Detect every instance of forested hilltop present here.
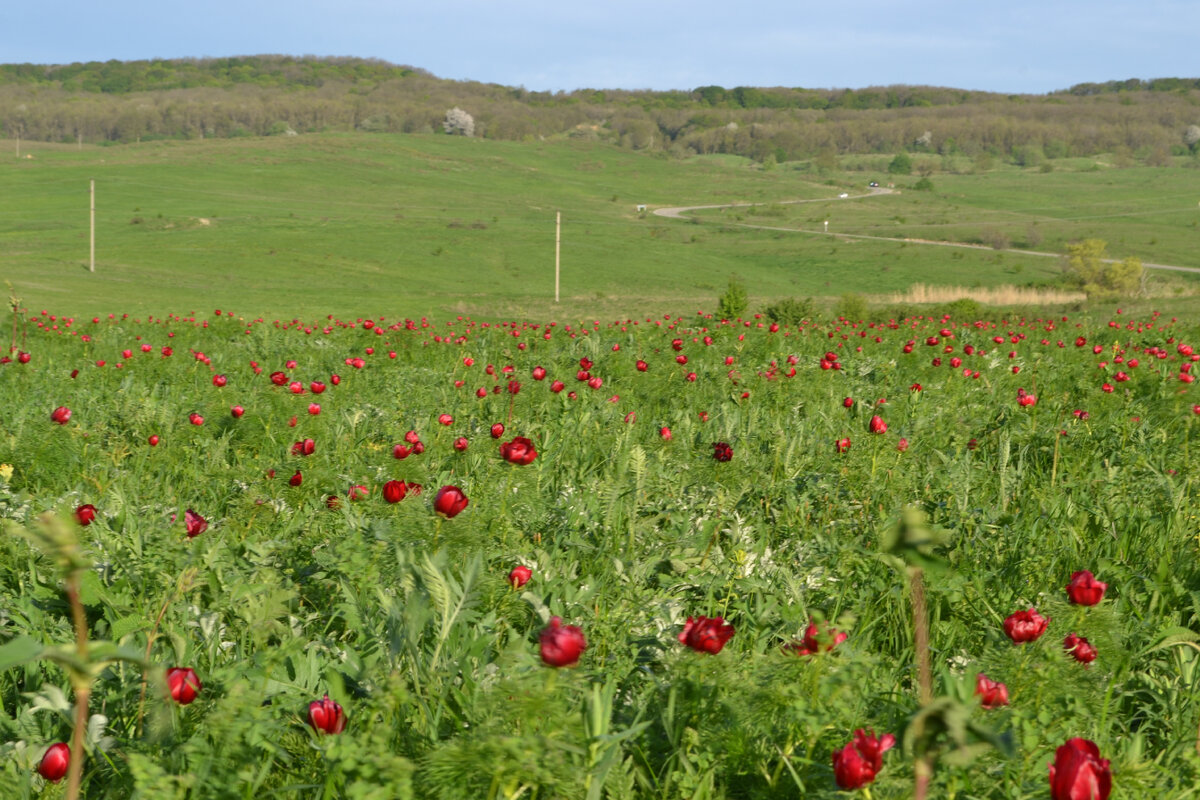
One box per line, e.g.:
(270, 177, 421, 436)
(3, 55, 1199, 163)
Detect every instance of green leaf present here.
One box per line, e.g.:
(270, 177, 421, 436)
(0, 636, 44, 672)
(1139, 626, 1200, 657)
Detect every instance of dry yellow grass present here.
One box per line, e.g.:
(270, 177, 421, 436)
(876, 283, 1088, 306)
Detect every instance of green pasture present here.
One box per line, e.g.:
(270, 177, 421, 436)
(1, 134, 1197, 319)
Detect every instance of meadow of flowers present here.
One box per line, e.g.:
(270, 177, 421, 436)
(0, 306, 1197, 799)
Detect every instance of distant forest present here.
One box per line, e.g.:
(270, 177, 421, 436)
(3, 56, 1199, 164)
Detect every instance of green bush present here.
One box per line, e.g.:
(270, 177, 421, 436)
(762, 296, 816, 326)
(834, 291, 868, 321)
(716, 276, 748, 319)
(887, 153, 912, 175)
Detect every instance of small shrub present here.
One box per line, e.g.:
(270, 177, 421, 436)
(834, 292, 868, 321)
(716, 276, 748, 320)
(763, 297, 816, 326)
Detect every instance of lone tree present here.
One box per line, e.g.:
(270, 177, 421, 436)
(1185, 124, 1200, 153)
(443, 107, 475, 137)
(888, 152, 913, 175)
(1063, 239, 1143, 298)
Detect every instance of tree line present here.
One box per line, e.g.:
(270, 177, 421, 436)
(2, 56, 1198, 164)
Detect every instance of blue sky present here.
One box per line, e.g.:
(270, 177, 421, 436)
(3, 0, 1196, 93)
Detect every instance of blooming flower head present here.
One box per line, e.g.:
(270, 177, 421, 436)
(831, 729, 895, 790)
(1065, 570, 1107, 606)
(974, 673, 1009, 709)
(1048, 738, 1111, 800)
(540, 616, 586, 667)
(1003, 608, 1048, 644)
(678, 616, 735, 654)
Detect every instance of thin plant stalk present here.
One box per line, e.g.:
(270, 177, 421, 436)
(64, 571, 90, 800)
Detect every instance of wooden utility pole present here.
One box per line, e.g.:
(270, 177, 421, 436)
(89, 180, 95, 273)
(554, 211, 561, 303)
(15, 130, 19, 159)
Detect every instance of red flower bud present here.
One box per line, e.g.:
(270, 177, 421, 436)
(308, 694, 346, 734)
(433, 485, 469, 518)
(1065, 570, 1107, 606)
(37, 743, 70, 783)
(678, 615, 735, 654)
(167, 667, 202, 705)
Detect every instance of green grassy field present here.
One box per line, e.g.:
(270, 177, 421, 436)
(1, 134, 1197, 319)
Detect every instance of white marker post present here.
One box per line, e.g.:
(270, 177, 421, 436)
(824, 220, 829, 233)
(89, 180, 95, 273)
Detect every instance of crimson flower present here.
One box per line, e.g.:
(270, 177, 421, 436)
(438, 413, 453, 426)
(148, 435, 160, 446)
(679, 616, 735, 654)
(185, 509, 208, 538)
(869, 415, 887, 434)
(1003, 608, 1048, 644)
(348, 484, 369, 501)
(636, 360, 648, 371)
(539, 616, 586, 667)
(712, 441, 733, 462)
(231, 405, 244, 418)
(835, 437, 852, 453)
(1065, 570, 1107, 606)
(550, 380, 565, 393)
(1048, 738, 1111, 800)
(167, 667, 202, 705)
(500, 436, 537, 465)
(453, 436, 469, 451)
(289, 471, 303, 487)
(269, 371, 287, 386)
(509, 565, 532, 588)
(897, 437, 910, 452)
(75, 504, 97, 526)
(434, 485, 469, 518)
(832, 729, 895, 790)
(308, 694, 347, 734)
(51, 406, 72, 425)
(37, 743, 70, 783)
(532, 366, 546, 380)
(490, 423, 505, 439)
(383, 480, 407, 503)
(212, 374, 227, 387)
(784, 620, 847, 656)
(1064, 633, 1097, 664)
(292, 438, 315, 456)
(975, 673, 1009, 708)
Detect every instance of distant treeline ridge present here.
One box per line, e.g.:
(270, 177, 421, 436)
(3, 56, 1199, 163)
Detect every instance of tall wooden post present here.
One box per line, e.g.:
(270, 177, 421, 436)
(89, 180, 95, 273)
(555, 211, 561, 303)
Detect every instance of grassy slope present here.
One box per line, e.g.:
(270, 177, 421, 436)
(1, 134, 1197, 319)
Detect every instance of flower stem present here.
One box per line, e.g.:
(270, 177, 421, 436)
(65, 572, 90, 800)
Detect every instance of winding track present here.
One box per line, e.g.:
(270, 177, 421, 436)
(653, 189, 1200, 275)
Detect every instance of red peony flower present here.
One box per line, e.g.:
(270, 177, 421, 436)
(51, 406, 72, 425)
(1003, 608, 1048, 644)
(185, 509, 208, 538)
(832, 729, 895, 790)
(1065, 570, 1107, 606)
(869, 414, 887, 434)
(974, 673, 1009, 709)
(678, 615, 735, 654)
(308, 694, 346, 734)
(1048, 738, 1111, 800)
(382, 480, 407, 504)
(1064, 633, 1097, 664)
(539, 616, 586, 667)
(37, 742, 70, 783)
(167, 667, 202, 705)
(433, 485, 468, 518)
(712, 441, 733, 462)
(75, 504, 97, 526)
(784, 620, 847, 656)
(292, 438, 315, 456)
(500, 436, 537, 465)
(508, 565, 533, 588)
